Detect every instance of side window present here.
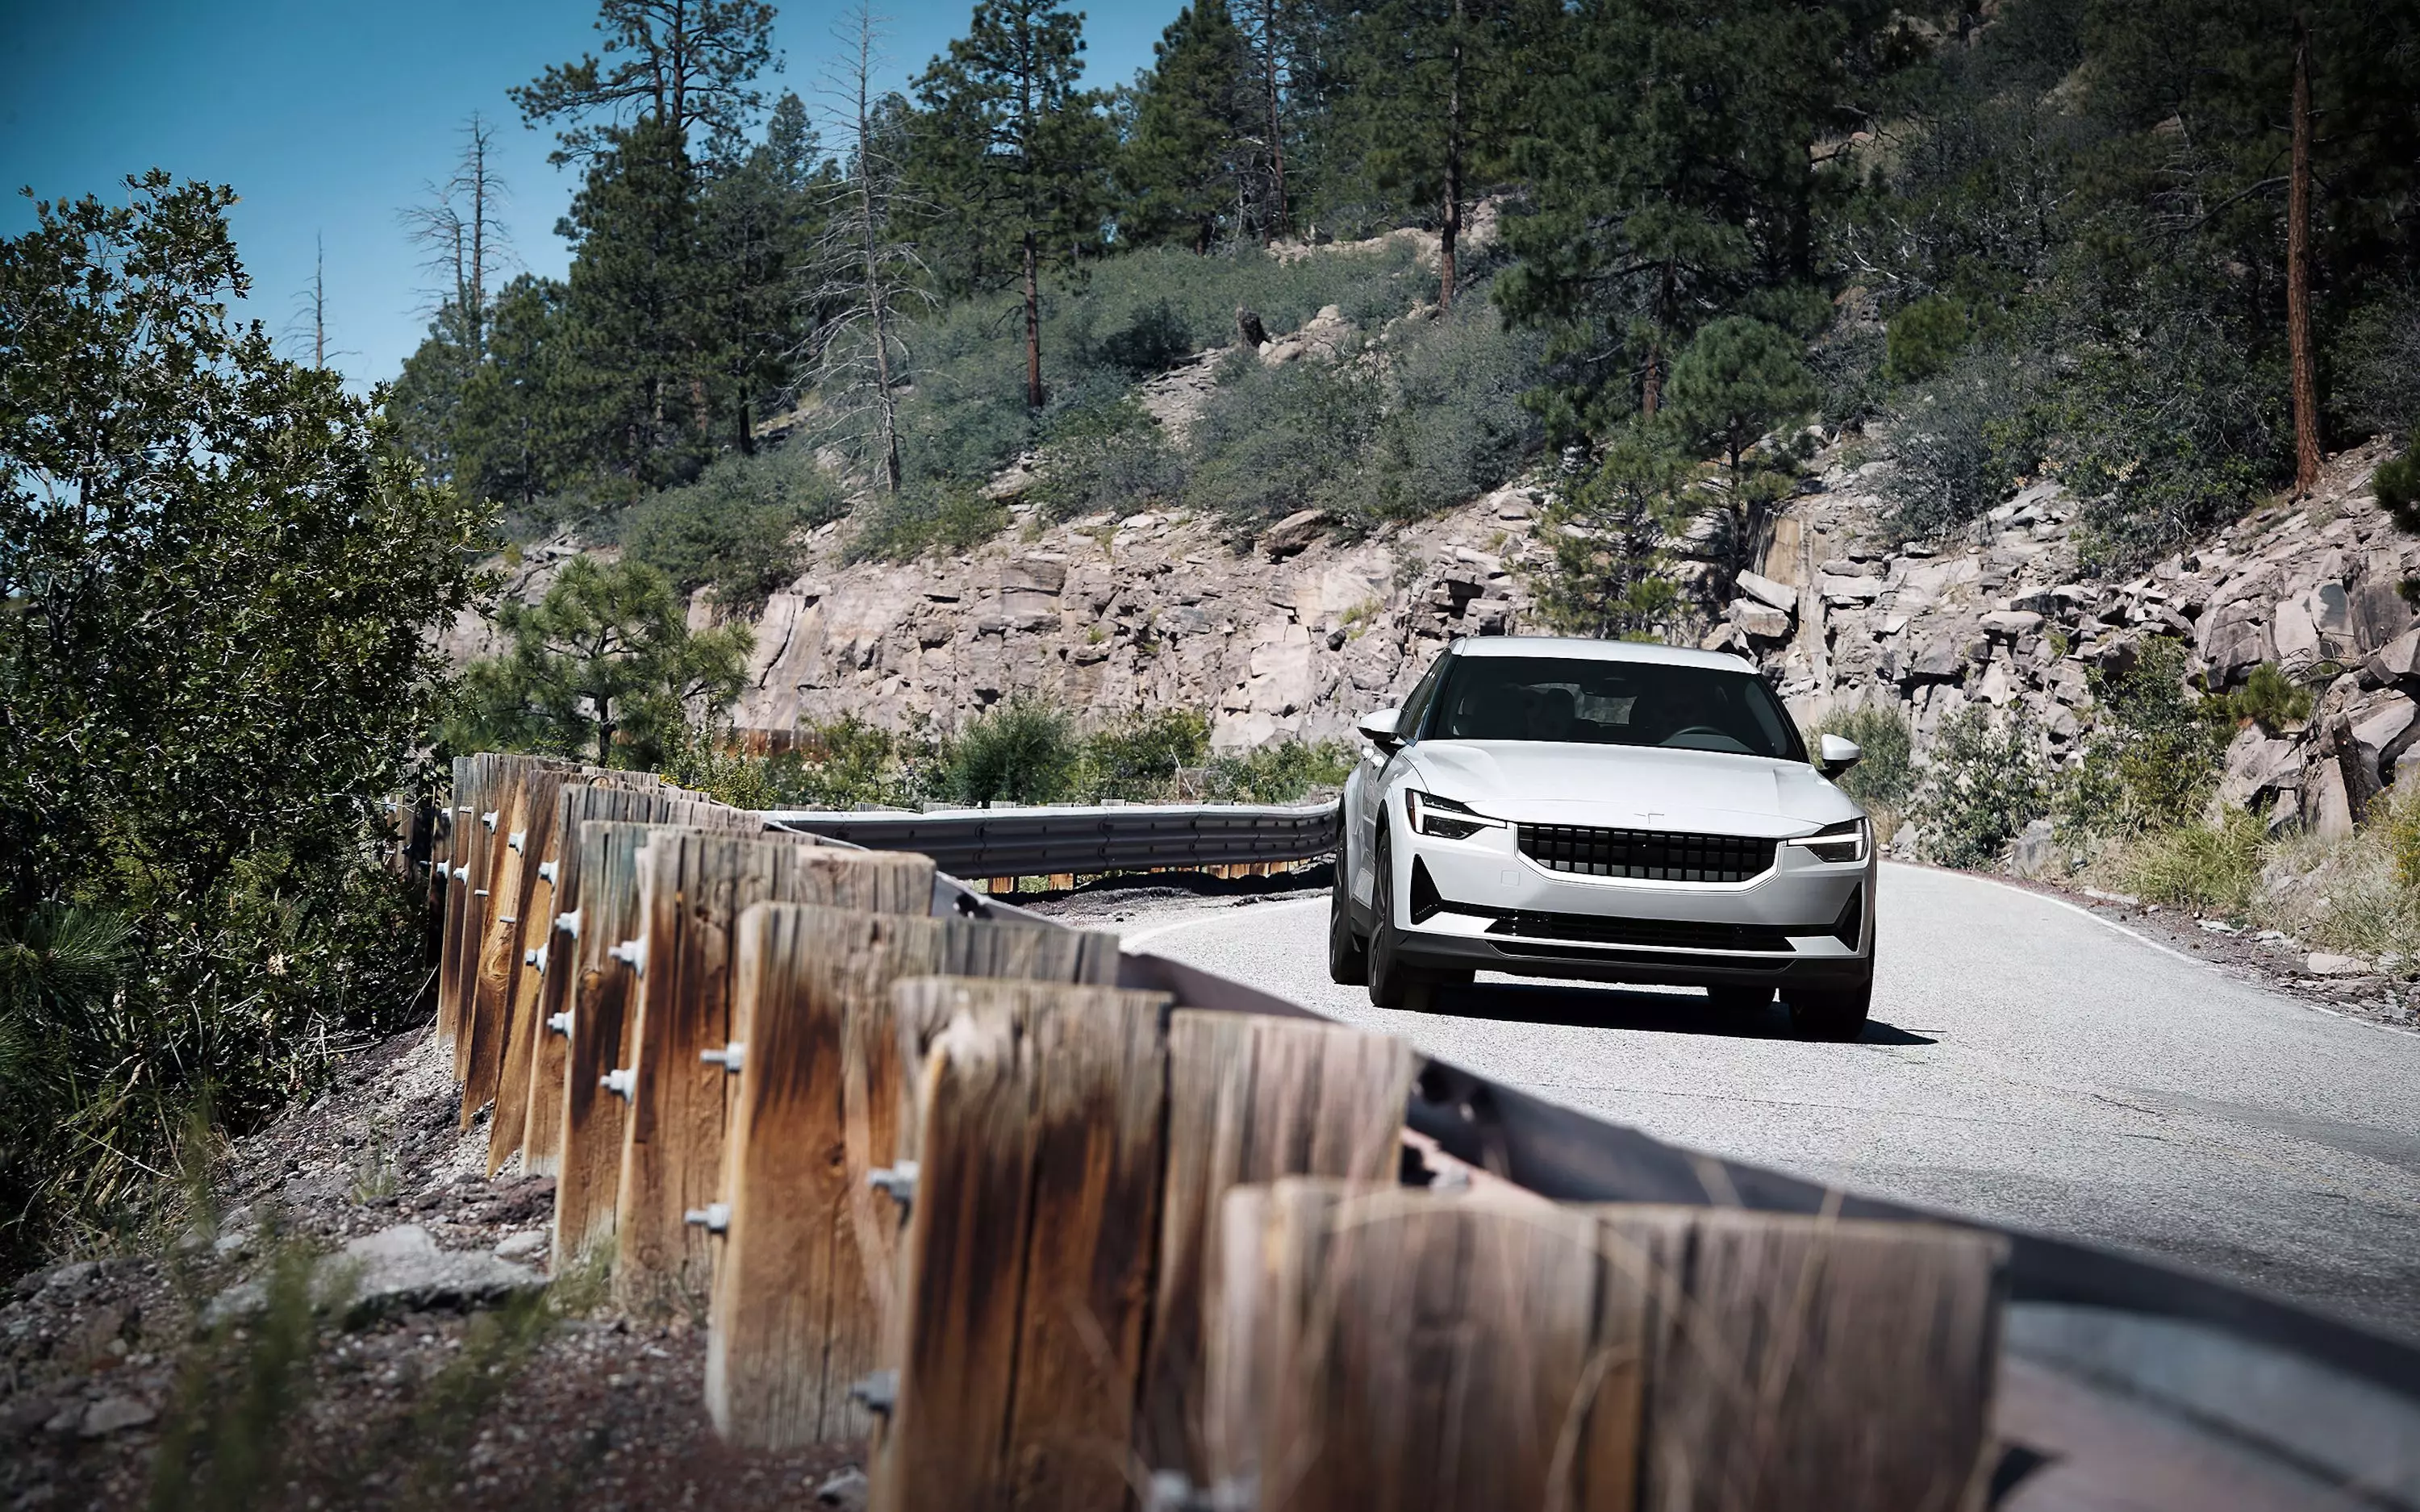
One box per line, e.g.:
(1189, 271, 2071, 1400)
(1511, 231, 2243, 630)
(1396, 652, 1451, 742)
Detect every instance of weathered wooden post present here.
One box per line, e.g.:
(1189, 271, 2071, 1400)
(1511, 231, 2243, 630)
(1204, 1188, 2007, 1512)
(435, 752, 492, 1056)
(487, 772, 664, 1177)
(1137, 1011, 1416, 1482)
(464, 762, 570, 1139)
(608, 835, 936, 1319)
(702, 914, 1121, 1451)
(861, 977, 1172, 1512)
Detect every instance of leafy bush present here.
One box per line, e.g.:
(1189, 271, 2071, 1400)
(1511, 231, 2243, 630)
(2110, 810, 2267, 917)
(847, 481, 1011, 562)
(1204, 739, 1357, 803)
(1817, 703, 1916, 822)
(0, 177, 486, 1259)
(1885, 296, 1971, 384)
(1027, 396, 1187, 521)
(1912, 707, 2049, 868)
(2376, 452, 2420, 529)
(1187, 289, 1543, 530)
(617, 444, 845, 612)
(2339, 292, 2420, 440)
(1185, 351, 1381, 526)
(945, 698, 1083, 806)
(1080, 709, 1212, 800)
(1881, 344, 2051, 543)
(2057, 638, 2230, 838)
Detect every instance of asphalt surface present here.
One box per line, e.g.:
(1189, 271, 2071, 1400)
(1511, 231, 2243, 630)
(1105, 860, 2420, 1340)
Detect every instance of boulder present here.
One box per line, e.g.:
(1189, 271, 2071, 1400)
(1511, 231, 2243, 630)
(1258, 509, 1329, 560)
(2199, 598, 2275, 685)
(2306, 953, 2371, 977)
(2348, 690, 2420, 776)
(207, 1224, 544, 1327)
(1980, 609, 2045, 637)
(2364, 626, 2420, 685)
(1906, 639, 1964, 683)
(2351, 577, 2416, 652)
(1734, 569, 1797, 612)
(2006, 818, 2064, 880)
(2217, 726, 2302, 810)
(1819, 573, 1883, 605)
(2272, 592, 2324, 673)
(1000, 556, 1067, 597)
(1730, 599, 1792, 639)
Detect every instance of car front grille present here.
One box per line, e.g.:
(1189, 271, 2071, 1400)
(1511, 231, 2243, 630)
(1486, 911, 1793, 954)
(1516, 823, 1776, 884)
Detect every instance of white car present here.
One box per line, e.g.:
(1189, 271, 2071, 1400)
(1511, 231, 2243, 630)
(1331, 636, 1877, 1039)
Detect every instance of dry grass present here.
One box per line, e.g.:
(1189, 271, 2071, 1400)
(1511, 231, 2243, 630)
(2255, 785, 2420, 962)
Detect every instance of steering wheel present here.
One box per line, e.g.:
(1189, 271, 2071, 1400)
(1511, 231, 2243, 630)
(1662, 724, 1732, 745)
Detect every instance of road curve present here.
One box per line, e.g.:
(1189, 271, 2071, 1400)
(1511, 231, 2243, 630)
(1116, 860, 2420, 1339)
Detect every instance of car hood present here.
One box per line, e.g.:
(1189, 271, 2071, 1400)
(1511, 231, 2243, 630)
(1404, 740, 1861, 837)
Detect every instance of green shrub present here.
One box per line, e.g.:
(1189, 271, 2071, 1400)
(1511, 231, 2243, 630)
(2212, 661, 2313, 733)
(1080, 709, 1212, 800)
(1028, 396, 1187, 521)
(1185, 351, 1381, 526)
(1817, 703, 1916, 817)
(2057, 637, 2231, 839)
(945, 698, 1083, 806)
(2376, 452, 2420, 531)
(848, 481, 1010, 562)
(617, 445, 845, 612)
(1886, 295, 1971, 384)
(2113, 810, 2267, 916)
(2259, 783, 2420, 963)
(1204, 739, 1357, 803)
(1912, 707, 2049, 868)
(1882, 344, 2051, 542)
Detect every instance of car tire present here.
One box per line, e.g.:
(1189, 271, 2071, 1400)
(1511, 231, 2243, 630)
(1707, 985, 1774, 1014)
(1366, 833, 1455, 1010)
(1327, 856, 1369, 986)
(1787, 979, 1871, 1041)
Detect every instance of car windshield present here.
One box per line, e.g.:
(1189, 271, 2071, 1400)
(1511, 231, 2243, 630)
(1425, 654, 1806, 760)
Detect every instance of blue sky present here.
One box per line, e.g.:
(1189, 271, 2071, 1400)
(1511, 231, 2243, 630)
(0, 0, 1181, 395)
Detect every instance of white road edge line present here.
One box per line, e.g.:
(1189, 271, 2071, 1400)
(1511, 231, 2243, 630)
(1906, 862, 2414, 1037)
(1118, 895, 1325, 950)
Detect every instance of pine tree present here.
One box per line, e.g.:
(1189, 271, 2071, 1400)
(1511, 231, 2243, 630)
(1120, 0, 1255, 252)
(1535, 427, 1688, 639)
(698, 91, 830, 453)
(909, 0, 1113, 408)
(556, 117, 719, 491)
(1332, 0, 1548, 307)
(1497, 0, 1889, 430)
(512, 0, 782, 166)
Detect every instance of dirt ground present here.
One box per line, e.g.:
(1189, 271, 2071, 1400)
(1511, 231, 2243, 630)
(0, 1028, 863, 1512)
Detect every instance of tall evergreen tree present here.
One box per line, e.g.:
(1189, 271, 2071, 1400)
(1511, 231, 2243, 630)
(1120, 0, 1256, 252)
(556, 117, 719, 491)
(1333, 0, 1549, 306)
(910, 0, 1113, 408)
(511, 0, 782, 165)
(1497, 0, 1898, 431)
(699, 91, 830, 452)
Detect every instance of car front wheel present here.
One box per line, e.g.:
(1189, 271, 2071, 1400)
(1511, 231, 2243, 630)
(1327, 855, 1368, 986)
(1787, 979, 1871, 1041)
(1366, 834, 1470, 1010)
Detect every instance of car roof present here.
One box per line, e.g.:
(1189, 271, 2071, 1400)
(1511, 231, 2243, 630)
(1448, 635, 1757, 673)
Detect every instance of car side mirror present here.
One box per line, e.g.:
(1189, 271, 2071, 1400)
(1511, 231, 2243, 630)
(1357, 706, 1404, 751)
(1817, 733, 1863, 776)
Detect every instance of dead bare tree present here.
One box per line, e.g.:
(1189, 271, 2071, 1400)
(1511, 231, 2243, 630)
(800, 2, 931, 494)
(281, 232, 349, 369)
(401, 113, 512, 357)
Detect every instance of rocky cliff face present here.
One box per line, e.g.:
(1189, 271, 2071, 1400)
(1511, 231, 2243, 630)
(1719, 433, 2416, 847)
(713, 480, 1545, 752)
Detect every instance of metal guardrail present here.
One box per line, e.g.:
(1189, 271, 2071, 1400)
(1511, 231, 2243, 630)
(766, 798, 1341, 879)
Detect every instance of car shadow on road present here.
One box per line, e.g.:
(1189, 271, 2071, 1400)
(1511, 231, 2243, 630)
(1433, 981, 1938, 1045)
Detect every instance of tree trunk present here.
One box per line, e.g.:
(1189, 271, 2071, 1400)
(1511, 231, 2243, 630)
(1439, 0, 1464, 311)
(2288, 7, 2322, 494)
(1264, 0, 1289, 239)
(1024, 231, 1044, 410)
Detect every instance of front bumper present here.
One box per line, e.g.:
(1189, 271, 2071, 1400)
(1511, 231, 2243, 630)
(1386, 819, 1875, 990)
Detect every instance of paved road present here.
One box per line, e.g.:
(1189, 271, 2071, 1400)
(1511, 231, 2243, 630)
(1114, 860, 2420, 1339)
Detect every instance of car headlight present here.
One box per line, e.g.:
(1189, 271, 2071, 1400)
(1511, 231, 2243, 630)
(1785, 818, 1869, 864)
(1405, 789, 1505, 840)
